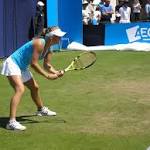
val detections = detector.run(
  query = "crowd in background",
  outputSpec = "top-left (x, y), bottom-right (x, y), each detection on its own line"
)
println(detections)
top-left (82, 0), bottom-right (150, 25)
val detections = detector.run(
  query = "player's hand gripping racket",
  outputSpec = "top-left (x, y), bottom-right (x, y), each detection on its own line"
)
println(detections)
top-left (64, 51), bottom-right (96, 72)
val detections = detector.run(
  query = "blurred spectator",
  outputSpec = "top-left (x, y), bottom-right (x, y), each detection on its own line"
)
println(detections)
top-left (119, 0), bottom-right (131, 23)
top-left (115, 0), bottom-right (124, 23)
top-left (101, 0), bottom-right (113, 23)
top-left (99, 0), bottom-right (105, 12)
top-left (93, 0), bottom-right (101, 8)
top-left (145, 0), bottom-right (150, 21)
top-left (132, 0), bottom-right (141, 22)
top-left (34, 1), bottom-right (45, 36)
top-left (86, 0), bottom-right (95, 24)
top-left (86, 0), bottom-right (95, 15)
top-left (91, 6), bottom-right (101, 25)
top-left (82, 0), bottom-right (90, 25)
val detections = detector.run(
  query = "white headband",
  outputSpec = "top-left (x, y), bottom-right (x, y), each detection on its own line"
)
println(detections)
top-left (50, 29), bottom-right (66, 37)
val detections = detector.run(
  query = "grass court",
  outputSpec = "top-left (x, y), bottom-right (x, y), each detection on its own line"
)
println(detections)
top-left (0, 50), bottom-right (150, 150)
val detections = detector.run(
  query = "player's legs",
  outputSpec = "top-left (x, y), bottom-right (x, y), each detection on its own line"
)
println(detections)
top-left (7, 75), bottom-right (25, 119)
top-left (24, 76), bottom-right (56, 116)
top-left (6, 75), bottom-right (26, 130)
top-left (1, 57), bottom-right (26, 130)
top-left (24, 78), bottom-right (43, 108)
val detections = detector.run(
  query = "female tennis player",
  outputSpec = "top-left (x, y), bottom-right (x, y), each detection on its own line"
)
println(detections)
top-left (1, 26), bottom-right (66, 130)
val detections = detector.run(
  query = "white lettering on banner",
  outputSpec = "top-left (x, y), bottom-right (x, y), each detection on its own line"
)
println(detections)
top-left (126, 26), bottom-right (150, 42)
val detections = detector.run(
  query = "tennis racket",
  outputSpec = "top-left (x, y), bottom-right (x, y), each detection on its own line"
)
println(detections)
top-left (64, 51), bottom-right (96, 72)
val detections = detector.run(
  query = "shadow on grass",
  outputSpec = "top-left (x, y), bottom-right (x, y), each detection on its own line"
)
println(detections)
top-left (0, 115), bottom-right (66, 129)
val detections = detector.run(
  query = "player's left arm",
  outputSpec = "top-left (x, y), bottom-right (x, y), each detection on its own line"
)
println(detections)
top-left (43, 51), bottom-right (64, 77)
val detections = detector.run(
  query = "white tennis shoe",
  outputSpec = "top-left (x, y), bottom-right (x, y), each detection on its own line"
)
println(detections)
top-left (6, 120), bottom-right (26, 131)
top-left (36, 106), bottom-right (56, 116)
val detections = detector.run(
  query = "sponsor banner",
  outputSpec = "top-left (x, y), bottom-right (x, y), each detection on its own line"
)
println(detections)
top-left (105, 22), bottom-right (150, 45)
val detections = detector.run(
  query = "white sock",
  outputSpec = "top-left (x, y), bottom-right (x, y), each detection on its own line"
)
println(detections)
top-left (9, 118), bottom-right (16, 123)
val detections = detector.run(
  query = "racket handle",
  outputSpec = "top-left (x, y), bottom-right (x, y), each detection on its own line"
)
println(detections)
top-left (64, 69), bottom-right (67, 73)
top-left (64, 68), bottom-right (69, 72)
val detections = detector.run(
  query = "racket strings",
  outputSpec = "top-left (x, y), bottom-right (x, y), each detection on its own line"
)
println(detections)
top-left (73, 52), bottom-right (96, 69)
top-left (64, 51), bottom-right (96, 72)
